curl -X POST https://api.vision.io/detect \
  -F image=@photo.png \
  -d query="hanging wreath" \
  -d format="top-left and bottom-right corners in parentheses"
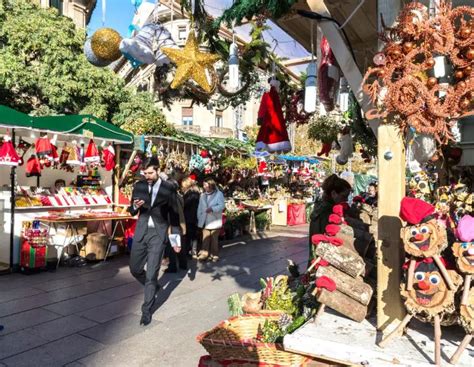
top-left (307, 114), bottom-right (341, 144)
top-left (363, 1), bottom-right (473, 144)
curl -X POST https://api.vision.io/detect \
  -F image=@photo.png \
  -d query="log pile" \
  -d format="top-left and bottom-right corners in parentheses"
top-left (310, 204), bottom-right (374, 323)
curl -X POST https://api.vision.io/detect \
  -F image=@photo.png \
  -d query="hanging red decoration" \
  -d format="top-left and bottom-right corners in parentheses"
top-left (0, 136), bottom-right (20, 166)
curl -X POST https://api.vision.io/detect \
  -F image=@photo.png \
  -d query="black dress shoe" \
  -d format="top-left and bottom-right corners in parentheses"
top-left (140, 313), bottom-right (152, 326)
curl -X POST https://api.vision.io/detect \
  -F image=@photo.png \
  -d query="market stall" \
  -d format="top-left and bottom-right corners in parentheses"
top-left (0, 107), bottom-right (133, 272)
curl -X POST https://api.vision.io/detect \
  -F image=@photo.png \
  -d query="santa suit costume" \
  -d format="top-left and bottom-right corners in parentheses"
top-left (255, 85), bottom-right (291, 153)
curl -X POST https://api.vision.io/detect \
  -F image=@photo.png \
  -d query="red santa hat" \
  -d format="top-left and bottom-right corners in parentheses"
top-left (66, 145), bottom-right (81, 166)
top-left (315, 276), bottom-right (337, 292)
top-left (85, 139), bottom-right (100, 163)
top-left (0, 136), bottom-right (21, 166)
top-left (51, 144), bottom-right (59, 163)
top-left (189, 173), bottom-right (197, 181)
top-left (400, 197), bottom-right (435, 225)
top-left (255, 86), bottom-right (292, 153)
top-left (35, 136), bottom-right (53, 159)
top-left (101, 144), bottom-right (116, 171)
top-left (25, 155), bottom-right (42, 177)
top-left (257, 160), bottom-right (267, 175)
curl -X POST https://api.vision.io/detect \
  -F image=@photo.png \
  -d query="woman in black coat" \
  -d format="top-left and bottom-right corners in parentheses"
top-left (182, 177), bottom-right (201, 258)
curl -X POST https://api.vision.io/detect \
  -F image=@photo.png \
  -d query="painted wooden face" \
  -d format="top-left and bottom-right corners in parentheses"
top-left (452, 242), bottom-right (474, 274)
top-left (460, 287), bottom-right (474, 334)
top-left (402, 261), bottom-right (461, 315)
top-left (401, 219), bottom-right (447, 257)
top-left (408, 173), bottom-right (432, 201)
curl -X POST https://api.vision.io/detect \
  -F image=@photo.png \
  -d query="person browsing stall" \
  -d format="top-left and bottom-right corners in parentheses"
top-left (128, 157), bottom-right (181, 326)
top-left (197, 179), bottom-right (225, 262)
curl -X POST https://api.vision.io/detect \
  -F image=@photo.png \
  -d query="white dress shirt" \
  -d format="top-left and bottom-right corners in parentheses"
top-left (147, 178), bottom-right (161, 228)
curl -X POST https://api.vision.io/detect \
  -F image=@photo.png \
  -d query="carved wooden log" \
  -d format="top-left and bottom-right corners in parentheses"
top-left (315, 242), bottom-right (366, 278)
top-left (338, 224), bottom-right (356, 253)
top-left (316, 288), bottom-right (368, 322)
top-left (316, 265), bottom-right (373, 306)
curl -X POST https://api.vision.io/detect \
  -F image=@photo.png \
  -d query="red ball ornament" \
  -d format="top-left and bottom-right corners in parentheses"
top-left (455, 70), bottom-right (464, 79)
top-left (426, 58), bottom-right (435, 68)
top-left (460, 27), bottom-right (471, 39)
top-left (403, 42), bottom-right (414, 53)
top-left (427, 77), bottom-right (437, 88)
top-left (467, 48), bottom-right (474, 61)
top-left (200, 150), bottom-right (209, 158)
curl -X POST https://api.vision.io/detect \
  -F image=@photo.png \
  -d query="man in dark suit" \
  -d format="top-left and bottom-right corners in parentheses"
top-left (128, 157), bottom-right (181, 326)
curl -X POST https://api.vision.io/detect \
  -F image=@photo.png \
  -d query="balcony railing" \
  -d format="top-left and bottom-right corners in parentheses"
top-left (209, 127), bottom-right (234, 138)
top-left (176, 125), bottom-right (201, 134)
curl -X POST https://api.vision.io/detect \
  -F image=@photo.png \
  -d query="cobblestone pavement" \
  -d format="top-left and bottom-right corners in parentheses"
top-left (0, 225), bottom-right (309, 367)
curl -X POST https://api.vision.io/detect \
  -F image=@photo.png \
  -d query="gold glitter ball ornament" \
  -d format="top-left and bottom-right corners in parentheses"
top-left (161, 32), bottom-right (220, 93)
top-left (91, 28), bottom-right (123, 62)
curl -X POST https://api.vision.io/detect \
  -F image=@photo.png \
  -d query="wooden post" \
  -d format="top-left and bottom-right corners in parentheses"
top-left (113, 145), bottom-right (121, 206)
top-left (434, 314), bottom-right (441, 367)
top-left (377, 124), bottom-right (406, 331)
top-left (378, 313), bottom-right (413, 348)
top-left (461, 275), bottom-right (472, 305)
top-left (449, 334), bottom-right (473, 365)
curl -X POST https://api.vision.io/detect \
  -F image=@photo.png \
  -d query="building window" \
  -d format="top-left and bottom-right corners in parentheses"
top-left (178, 26), bottom-right (187, 41)
top-left (215, 110), bottom-right (223, 128)
top-left (50, 0), bottom-right (63, 14)
top-left (182, 107), bottom-right (193, 126)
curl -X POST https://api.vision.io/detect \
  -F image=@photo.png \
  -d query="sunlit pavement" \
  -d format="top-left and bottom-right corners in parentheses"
top-left (0, 225), bottom-right (308, 367)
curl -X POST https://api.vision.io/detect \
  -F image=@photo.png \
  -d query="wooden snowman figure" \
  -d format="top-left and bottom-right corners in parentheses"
top-left (379, 198), bottom-right (462, 367)
top-left (449, 215), bottom-right (474, 364)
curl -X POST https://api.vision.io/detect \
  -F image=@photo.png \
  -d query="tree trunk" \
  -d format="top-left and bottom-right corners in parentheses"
top-left (316, 288), bottom-right (368, 322)
top-left (338, 224), bottom-right (356, 253)
top-left (316, 265), bottom-right (373, 305)
top-left (315, 242), bottom-right (366, 278)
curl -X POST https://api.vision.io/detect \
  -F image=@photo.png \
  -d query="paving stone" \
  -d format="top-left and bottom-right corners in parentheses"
top-left (42, 293), bottom-right (110, 316)
top-left (26, 315), bottom-right (98, 341)
top-left (0, 330), bottom-right (47, 360)
top-left (0, 308), bottom-right (61, 335)
top-left (1, 334), bottom-right (104, 367)
top-left (79, 314), bottom-right (157, 345)
top-left (77, 296), bottom-right (142, 323)
top-left (0, 287), bottom-right (45, 304)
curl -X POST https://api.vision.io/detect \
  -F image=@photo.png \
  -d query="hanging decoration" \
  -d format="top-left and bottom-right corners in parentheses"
top-left (84, 38), bottom-right (112, 67)
top-left (0, 135), bottom-right (20, 166)
top-left (84, 139), bottom-right (100, 164)
top-left (307, 113), bottom-right (341, 156)
top-left (362, 1), bottom-right (474, 144)
top-left (120, 22), bottom-right (176, 67)
top-left (161, 31), bottom-right (220, 93)
top-left (25, 155), bottom-right (42, 177)
top-left (318, 37), bottom-right (341, 112)
top-left (90, 28), bottom-right (123, 63)
top-left (228, 39), bottom-right (240, 89)
top-left (336, 126), bottom-right (353, 165)
top-left (102, 144), bottom-right (116, 171)
top-left (305, 21), bottom-right (317, 113)
top-left (255, 83), bottom-right (291, 153)
top-left (65, 143), bottom-right (82, 166)
top-left (35, 136), bottom-right (53, 161)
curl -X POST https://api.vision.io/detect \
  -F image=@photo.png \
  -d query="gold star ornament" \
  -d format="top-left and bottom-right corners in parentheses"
top-left (161, 32), bottom-right (220, 93)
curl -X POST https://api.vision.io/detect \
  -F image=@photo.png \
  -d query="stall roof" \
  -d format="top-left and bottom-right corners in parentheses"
top-left (0, 105), bottom-right (35, 130)
top-left (33, 114), bottom-right (133, 144)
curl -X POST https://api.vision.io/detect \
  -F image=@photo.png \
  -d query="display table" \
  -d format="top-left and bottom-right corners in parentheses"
top-left (287, 203), bottom-right (307, 226)
top-left (283, 310), bottom-right (473, 367)
top-left (37, 213), bottom-right (132, 267)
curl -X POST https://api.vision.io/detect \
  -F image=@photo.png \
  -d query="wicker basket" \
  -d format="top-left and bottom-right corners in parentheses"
top-left (197, 313), bottom-right (307, 366)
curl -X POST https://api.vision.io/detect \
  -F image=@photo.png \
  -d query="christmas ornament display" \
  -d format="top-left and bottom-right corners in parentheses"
top-left (90, 28), bottom-right (122, 63)
top-left (84, 38), bottom-right (111, 67)
top-left (120, 22), bottom-right (175, 66)
top-left (0, 136), bottom-right (20, 166)
top-left (255, 85), bottom-right (291, 153)
top-left (161, 32), bottom-right (220, 93)
top-left (35, 136), bottom-right (53, 160)
top-left (363, 1), bottom-right (474, 144)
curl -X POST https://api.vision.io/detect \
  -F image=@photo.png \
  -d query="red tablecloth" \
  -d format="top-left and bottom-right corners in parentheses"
top-left (287, 203), bottom-right (307, 226)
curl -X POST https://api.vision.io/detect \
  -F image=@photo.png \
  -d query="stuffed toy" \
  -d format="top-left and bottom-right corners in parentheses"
top-left (453, 215), bottom-right (474, 305)
top-left (120, 22), bottom-right (175, 66)
top-left (255, 83), bottom-right (291, 153)
top-left (407, 171), bottom-right (433, 202)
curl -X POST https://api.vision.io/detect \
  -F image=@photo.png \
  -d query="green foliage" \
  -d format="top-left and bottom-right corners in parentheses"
top-left (227, 293), bottom-right (244, 317)
top-left (215, 0), bottom-right (298, 26)
top-left (307, 114), bottom-right (341, 143)
top-left (221, 156), bottom-right (257, 170)
top-left (0, 0), bottom-right (127, 119)
top-left (264, 277), bottom-right (297, 316)
top-left (112, 92), bottom-right (176, 136)
top-left (255, 211), bottom-right (270, 231)
top-left (347, 93), bottom-right (377, 158)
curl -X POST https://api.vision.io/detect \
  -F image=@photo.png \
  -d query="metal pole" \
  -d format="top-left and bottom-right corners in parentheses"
top-left (9, 129), bottom-right (16, 271)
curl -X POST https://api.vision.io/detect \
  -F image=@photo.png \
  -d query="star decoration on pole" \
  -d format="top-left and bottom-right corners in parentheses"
top-left (161, 31), bottom-right (220, 93)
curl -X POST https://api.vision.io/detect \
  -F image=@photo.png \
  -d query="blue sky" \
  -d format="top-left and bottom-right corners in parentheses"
top-left (88, 0), bottom-right (309, 72)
